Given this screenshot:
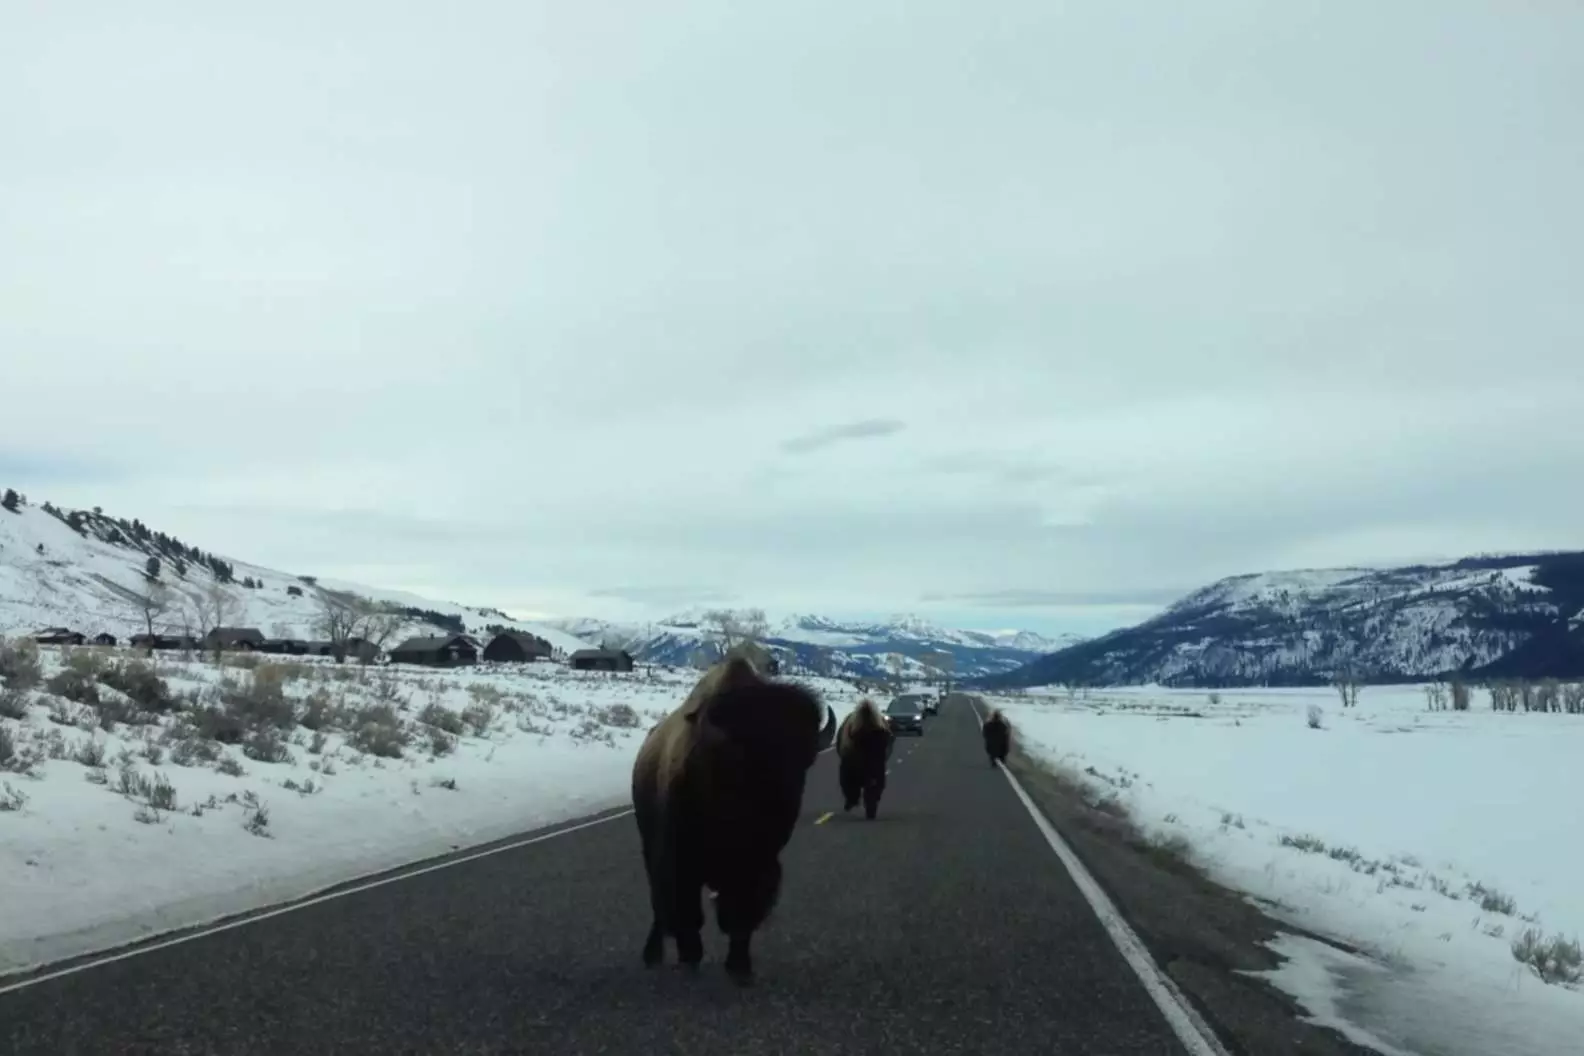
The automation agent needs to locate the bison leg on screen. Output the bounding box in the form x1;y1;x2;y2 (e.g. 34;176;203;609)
715;859;783;986
839;764;861;812
862;768;885;819
639;811;705;970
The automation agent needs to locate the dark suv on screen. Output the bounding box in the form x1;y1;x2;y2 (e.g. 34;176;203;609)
885;696;926;735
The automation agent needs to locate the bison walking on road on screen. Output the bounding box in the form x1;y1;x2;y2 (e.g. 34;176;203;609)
981;708;1011;768
837;699;894;820
631;656;827;984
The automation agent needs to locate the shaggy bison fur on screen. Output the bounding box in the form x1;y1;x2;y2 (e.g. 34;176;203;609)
630;656;826;984
836;699;894;820
981;708;1011;767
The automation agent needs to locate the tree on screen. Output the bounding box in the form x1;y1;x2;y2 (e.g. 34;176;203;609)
184;581;242;663
145;556;160;580
2;489;19;512
701;607;769;657
314;588;405;664
125;581;173;644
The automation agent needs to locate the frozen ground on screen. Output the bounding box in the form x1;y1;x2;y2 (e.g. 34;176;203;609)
0;640;864;977
983;683;1584;1056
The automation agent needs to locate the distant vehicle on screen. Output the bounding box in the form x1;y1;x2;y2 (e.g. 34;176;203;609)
884;695;926;735
895;691;936;717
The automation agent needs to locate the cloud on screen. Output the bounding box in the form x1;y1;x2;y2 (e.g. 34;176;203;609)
780;418;908;455
5;2;1582;641
586;585;739;607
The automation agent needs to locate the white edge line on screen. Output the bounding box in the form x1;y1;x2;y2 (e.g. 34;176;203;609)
1;741;843;996
967;698;1232;1056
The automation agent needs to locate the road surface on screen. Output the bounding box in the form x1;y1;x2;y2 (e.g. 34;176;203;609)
1;695;1196;1055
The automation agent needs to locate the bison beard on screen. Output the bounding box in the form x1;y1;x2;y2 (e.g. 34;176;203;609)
631;657;823;985
836;700;893;820
982;709;1011;767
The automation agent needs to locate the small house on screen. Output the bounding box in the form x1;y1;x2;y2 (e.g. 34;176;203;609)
388;634;478;668
482;631;555;664
91;632;118;647
32;627;85;646
129;633;199;651
569;647;635;673
204;627;266;652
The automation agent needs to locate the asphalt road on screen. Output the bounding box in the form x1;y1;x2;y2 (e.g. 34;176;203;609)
1;695;1193;1055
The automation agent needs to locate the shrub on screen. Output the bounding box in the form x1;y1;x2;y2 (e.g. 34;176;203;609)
0;687;29;720
417;702;464;735
0;638;43;691
1512;928;1583;985
424;726;456;757
215;754;246;777
0;725;45;775
348;703;407;759
98;659;178;713
221;666;297;730
600;703;641;729
242;727;293;764
1305;704;1323;729
0;781;27;812
299;689;336;731
460;701;496;737
73;735;108;767
46;668;100;708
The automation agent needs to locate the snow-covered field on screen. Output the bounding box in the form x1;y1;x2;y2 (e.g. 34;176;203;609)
982;683;1584;1055
0;640;864;977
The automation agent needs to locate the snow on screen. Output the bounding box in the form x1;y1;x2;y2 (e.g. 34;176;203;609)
985;683;1584;1055
0;642;866;977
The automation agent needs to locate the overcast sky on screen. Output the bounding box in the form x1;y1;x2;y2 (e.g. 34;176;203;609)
4;1;1581;639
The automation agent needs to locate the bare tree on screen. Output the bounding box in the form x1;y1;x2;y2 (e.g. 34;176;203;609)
124;581;173;645
315;588;406;664
1450;676;1472;712
806;645;834;678
1331;673;1361;709
700;607;769;657
184;581;242;663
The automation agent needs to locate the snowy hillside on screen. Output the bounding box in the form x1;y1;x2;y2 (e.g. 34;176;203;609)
981;552;1584;689
544;610;1081;682
0;496;594;655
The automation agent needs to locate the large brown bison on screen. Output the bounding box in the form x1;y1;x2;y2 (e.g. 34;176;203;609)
631;656;826;984
982;707;1011;767
836;699;894;820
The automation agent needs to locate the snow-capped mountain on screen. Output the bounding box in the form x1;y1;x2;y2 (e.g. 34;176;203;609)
978;552;1584;689
544;610;1081;681
0;495;594;655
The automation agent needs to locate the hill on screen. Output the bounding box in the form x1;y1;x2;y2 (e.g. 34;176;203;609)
978;551;1584;689
544;610;1083;682
0;492;594;654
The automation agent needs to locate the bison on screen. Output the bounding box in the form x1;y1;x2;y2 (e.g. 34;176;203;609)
836;698;894;820
631;655;826;984
981;707;1011;767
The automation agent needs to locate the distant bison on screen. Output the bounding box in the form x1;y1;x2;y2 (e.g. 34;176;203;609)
981;708;1011;767
837;699;894;820
631;656;826;984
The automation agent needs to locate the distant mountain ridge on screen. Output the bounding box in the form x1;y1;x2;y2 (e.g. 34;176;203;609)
544;611;1083;681
978;551;1584;689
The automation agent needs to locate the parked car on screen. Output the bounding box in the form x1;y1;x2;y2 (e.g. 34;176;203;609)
885;695;926;735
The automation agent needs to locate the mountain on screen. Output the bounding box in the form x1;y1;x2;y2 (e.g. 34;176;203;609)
978;552;1584;690
0;495;595;655
544;610;1083;681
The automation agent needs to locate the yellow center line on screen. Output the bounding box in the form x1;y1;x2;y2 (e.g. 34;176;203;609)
814;811;834;825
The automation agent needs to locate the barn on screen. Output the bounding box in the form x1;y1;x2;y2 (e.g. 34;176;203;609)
91;632;118;647
32;627;85;646
205;627;266;652
482;631;555;664
569;647;635;672
389;634;479;668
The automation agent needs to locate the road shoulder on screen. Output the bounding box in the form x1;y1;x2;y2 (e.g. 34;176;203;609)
1004;750;1385;1056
